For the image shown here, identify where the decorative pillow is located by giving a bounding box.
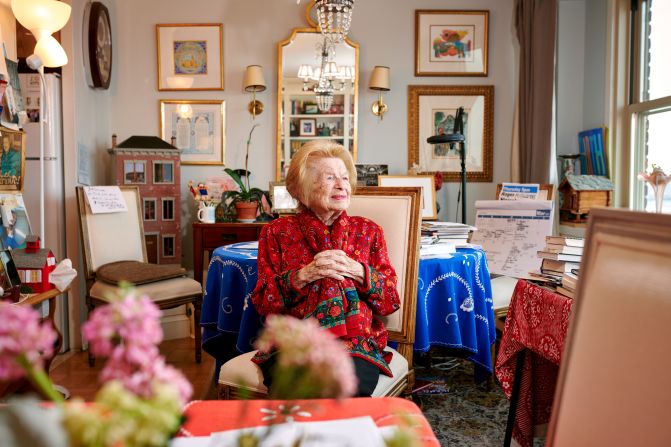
[96,261,186,286]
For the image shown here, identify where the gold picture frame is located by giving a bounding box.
[0,127,26,192]
[415,10,489,76]
[378,175,438,220]
[159,99,225,166]
[408,85,494,182]
[268,181,299,214]
[156,23,224,91]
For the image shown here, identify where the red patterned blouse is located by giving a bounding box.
[251,210,400,376]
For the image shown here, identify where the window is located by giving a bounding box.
[123,160,146,184]
[162,235,175,257]
[629,0,671,212]
[153,161,174,184]
[143,198,157,221]
[162,198,174,221]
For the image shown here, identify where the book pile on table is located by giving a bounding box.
[534,235,584,297]
[420,222,477,257]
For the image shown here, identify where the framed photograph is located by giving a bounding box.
[408,85,494,182]
[160,99,225,165]
[304,104,319,114]
[355,164,389,186]
[415,10,489,76]
[0,193,31,250]
[269,181,299,214]
[299,119,316,136]
[378,175,438,220]
[0,250,21,291]
[0,127,25,192]
[156,23,224,91]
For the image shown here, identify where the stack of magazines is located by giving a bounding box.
[420,222,477,257]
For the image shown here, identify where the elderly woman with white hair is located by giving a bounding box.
[251,140,400,396]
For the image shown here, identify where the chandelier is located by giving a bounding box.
[316,0,354,44]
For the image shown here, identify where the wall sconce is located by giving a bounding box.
[243,65,266,119]
[369,65,390,120]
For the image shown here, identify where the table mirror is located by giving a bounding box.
[276,3,359,179]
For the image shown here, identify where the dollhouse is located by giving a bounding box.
[108,135,182,265]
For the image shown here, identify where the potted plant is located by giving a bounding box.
[221,125,272,222]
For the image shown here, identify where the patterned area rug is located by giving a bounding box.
[413,355,510,446]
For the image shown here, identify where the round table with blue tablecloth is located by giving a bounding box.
[201,243,496,376]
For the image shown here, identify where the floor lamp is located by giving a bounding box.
[11,0,71,249]
[427,107,466,224]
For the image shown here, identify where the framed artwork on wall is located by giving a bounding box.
[408,85,494,182]
[0,127,25,192]
[160,99,225,166]
[378,175,438,220]
[415,10,489,77]
[355,164,389,186]
[156,23,224,91]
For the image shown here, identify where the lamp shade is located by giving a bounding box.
[34,35,68,67]
[369,65,390,91]
[11,0,72,40]
[243,65,266,92]
[297,64,313,80]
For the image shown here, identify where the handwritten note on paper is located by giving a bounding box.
[498,183,540,200]
[470,200,553,278]
[83,186,128,214]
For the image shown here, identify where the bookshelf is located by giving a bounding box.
[280,80,355,175]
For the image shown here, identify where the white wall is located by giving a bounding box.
[98,0,518,272]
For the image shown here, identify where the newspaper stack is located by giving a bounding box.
[420,222,477,257]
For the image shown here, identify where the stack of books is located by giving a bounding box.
[534,236,584,294]
[420,222,476,257]
[557,271,579,299]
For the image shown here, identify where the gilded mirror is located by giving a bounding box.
[276,5,359,180]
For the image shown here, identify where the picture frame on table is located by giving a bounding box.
[269,181,298,214]
[0,249,21,291]
[160,99,225,166]
[156,23,224,91]
[0,127,26,192]
[415,10,489,76]
[355,164,389,186]
[299,118,316,136]
[0,193,31,250]
[378,175,438,220]
[408,85,494,182]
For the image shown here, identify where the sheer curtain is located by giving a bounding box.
[514,0,558,183]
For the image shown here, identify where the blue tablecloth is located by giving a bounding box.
[201,243,496,374]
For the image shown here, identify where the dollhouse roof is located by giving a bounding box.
[560,174,614,191]
[116,136,179,150]
[11,249,55,269]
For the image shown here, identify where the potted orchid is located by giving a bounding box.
[0,284,192,446]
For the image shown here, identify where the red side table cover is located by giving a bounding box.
[178,397,439,446]
[495,280,573,447]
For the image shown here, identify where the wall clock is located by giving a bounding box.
[83,1,112,89]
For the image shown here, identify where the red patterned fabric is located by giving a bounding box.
[252,210,400,375]
[178,398,440,446]
[495,280,573,447]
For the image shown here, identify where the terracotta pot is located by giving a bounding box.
[234,201,258,222]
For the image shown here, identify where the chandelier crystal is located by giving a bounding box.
[315,0,355,44]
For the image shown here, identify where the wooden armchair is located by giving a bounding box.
[76,186,203,365]
[217,187,422,399]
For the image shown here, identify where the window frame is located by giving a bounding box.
[123,159,147,185]
[161,197,175,221]
[161,234,176,258]
[153,160,175,184]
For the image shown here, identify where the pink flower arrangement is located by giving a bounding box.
[82,288,192,405]
[255,315,357,399]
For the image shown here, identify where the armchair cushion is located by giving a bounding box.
[90,276,201,303]
[218,346,409,397]
[96,260,186,286]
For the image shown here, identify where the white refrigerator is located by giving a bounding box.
[19,72,68,349]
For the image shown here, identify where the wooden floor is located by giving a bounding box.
[49,337,217,401]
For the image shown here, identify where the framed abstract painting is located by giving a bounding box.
[415,10,489,77]
[156,23,224,91]
[408,85,494,182]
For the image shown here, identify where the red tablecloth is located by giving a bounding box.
[495,280,573,447]
[178,397,439,446]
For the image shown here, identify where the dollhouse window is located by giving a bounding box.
[162,198,174,221]
[123,160,146,184]
[144,198,157,221]
[153,161,174,184]
[162,235,175,257]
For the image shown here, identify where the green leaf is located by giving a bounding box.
[224,168,246,192]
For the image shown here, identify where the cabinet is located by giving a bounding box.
[192,222,266,286]
[280,80,356,176]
